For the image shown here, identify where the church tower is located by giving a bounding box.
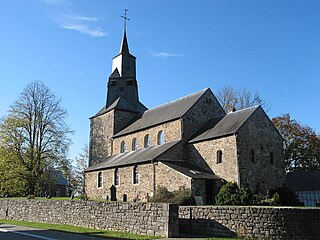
[106,25,145,112]
[89,12,146,167]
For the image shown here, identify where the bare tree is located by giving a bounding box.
[0,81,73,196]
[74,144,89,195]
[216,86,269,112]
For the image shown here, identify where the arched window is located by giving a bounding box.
[132,138,138,151]
[144,134,151,148]
[216,150,222,164]
[114,168,120,186]
[270,152,274,164]
[157,130,165,145]
[133,165,139,184]
[250,150,255,163]
[97,172,102,188]
[120,141,126,153]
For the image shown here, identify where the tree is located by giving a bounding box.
[0,81,72,196]
[73,145,89,195]
[272,114,320,172]
[216,86,269,112]
[215,182,253,206]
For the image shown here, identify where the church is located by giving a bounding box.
[84,27,285,204]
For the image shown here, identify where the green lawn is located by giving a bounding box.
[0,219,157,239]
[0,219,241,239]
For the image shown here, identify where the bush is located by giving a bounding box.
[215,182,253,205]
[26,195,35,200]
[150,186,195,205]
[261,186,303,206]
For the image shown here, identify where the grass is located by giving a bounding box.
[0,219,157,239]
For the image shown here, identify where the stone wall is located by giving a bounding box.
[112,119,182,154]
[182,89,225,141]
[179,206,320,239]
[85,161,192,201]
[237,107,285,194]
[0,200,179,237]
[190,135,238,183]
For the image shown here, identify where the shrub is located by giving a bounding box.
[215,182,253,205]
[26,195,35,200]
[264,186,303,206]
[150,186,195,205]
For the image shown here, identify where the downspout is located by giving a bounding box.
[235,133,241,186]
[152,159,156,195]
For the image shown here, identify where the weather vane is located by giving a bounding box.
[121,9,130,32]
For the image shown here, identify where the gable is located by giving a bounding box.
[189,106,259,143]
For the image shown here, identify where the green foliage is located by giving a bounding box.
[26,195,35,199]
[265,186,303,206]
[215,182,253,206]
[0,81,73,196]
[273,114,320,172]
[150,186,195,205]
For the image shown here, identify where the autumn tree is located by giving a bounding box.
[216,86,269,112]
[0,81,72,196]
[272,114,320,172]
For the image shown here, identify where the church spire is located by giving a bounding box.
[120,9,130,54]
[120,31,129,54]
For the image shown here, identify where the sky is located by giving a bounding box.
[1,0,319,162]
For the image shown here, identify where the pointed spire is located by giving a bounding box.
[120,31,130,54]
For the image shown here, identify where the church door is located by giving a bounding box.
[110,185,117,201]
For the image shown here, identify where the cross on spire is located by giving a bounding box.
[121,9,130,32]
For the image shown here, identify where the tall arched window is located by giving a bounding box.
[97,172,102,188]
[157,130,165,145]
[132,138,138,151]
[120,141,126,153]
[216,150,222,164]
[250,150,255,163]
[114,168,120,186]
[270,152,274,164]
[133,165,139,184]
[144,134,150,148]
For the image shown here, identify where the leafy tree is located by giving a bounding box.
[216,86,269,112]
[150,186,195,205]
[0,81,73,196]
[215,182,253,205]
[272,114,320,172]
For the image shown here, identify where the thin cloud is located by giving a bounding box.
[64,15,98,22]
[150,51,185,59]
[61,24,106,37]
[43,0,106,38]
[43,0,72,6]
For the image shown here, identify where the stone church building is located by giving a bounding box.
[84,30,285,204]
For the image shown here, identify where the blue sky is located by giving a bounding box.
[1,0,319,161]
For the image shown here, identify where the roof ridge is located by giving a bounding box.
[143,88,209,114]
[226,105,260,115]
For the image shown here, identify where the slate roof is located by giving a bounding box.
[114,88,210,137]
[85,140,181,172]
[92,97,146,118]
[189,105,260,143]
[161,161,221,180]
[286,170,320,191]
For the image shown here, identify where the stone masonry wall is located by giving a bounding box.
[190,135,238,183]
[85,161,192,202]
[89,110,114,166]
[0,200,179,237]
[90,109,138,166]
[182,90,225,141]
[236,107,285,195]
[179,206,320,240]
[112,119,182,154]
